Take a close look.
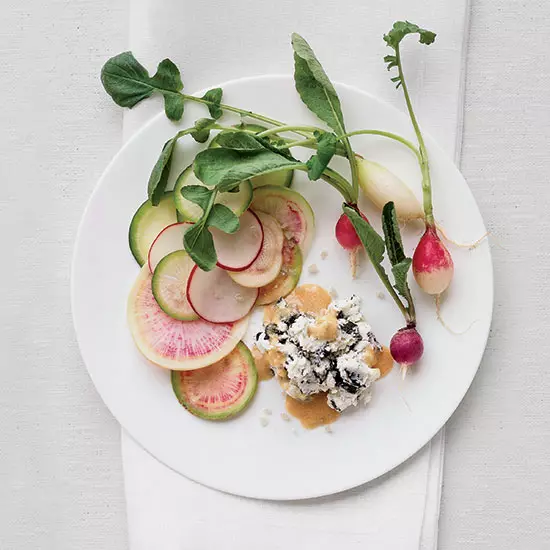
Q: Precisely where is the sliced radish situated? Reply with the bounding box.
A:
[256,239,303,306]
[148,222,191,272]
[151,250,198,321]
[187,265,258,323]
[171,342,258,420]
[251,185,315,255]
[228,211,284,288]
[211,210,263,272]
[128,266,248,371]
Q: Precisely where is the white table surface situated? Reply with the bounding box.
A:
[1,0,549,548]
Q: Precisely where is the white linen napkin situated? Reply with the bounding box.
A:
[121,1,470,548]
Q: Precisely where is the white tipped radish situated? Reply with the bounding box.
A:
[335,208,368,277]
[412,226,454,295]
[187,265,258,323]
[148,222,192,272]
[228,211,284,288]
[211,210,264,272]
[357,159,423,221]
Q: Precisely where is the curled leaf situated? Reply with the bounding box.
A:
[191,118,217,143]
[148,136,178,205]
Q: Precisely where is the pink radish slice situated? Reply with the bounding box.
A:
[211,210,264,272]
[187,265,258,323]
[148,222,191,272]
[228,211,284,288]
[128,266,248,371]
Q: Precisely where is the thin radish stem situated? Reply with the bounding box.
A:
[256,125,322,138]
[339,129,420,159]
[395,45,434,226]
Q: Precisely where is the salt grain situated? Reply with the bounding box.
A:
[320,250,328,260]
[376,292,385,300]
[329,287,338,298]
[280,412,291,422]
[324,425,333,434]
[260,417,269,427]
[308,264,319,274]
[262,408,272,416]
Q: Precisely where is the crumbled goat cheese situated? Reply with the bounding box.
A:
[256,295,381,412]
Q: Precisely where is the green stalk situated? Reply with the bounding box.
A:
[182,94,313,139]
[339,129,420,160]
[394,46,434,225]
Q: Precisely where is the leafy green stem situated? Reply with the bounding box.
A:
[339,129,420,159]
[255,125,322,138]
[181,94,313,138]
[393,45,433,225]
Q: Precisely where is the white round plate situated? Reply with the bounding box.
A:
[72,75,492,500]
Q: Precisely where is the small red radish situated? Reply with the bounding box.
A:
[390,325,424,376]
[336,208,368,277]
[412,225,454,295]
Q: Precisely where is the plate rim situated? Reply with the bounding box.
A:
[71,74,494,500]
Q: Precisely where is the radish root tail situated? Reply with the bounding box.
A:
[400,365,408,380]
[435,294,478,335]
[350,248,358,279]
[436,223,489,250]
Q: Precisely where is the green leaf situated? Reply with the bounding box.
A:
[207,204,240,234]
[383,21,436,50]
[213,131,266,151]
[201,88,223,119]
[343,205,386,265]
[191,118,217,143]
[382,202,406,265]
[180,185,213,211]
[101,52,184,120]
[194,148,302,192]
[184,224,217,271]
[306,131,337,180]
[291,34,347,136]
[148,136,178,205]
[392,258,413,302]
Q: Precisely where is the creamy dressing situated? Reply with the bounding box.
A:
[254,284,386,429]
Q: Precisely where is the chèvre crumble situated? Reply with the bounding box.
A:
[255,293,382,412]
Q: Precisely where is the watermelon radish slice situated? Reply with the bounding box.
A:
[251,186,315,255]
[152,250,198,321]
[211,210,264,272]
[171,341,258,420]
[187,265,258,323]
[128,266,248,371]
[148,222,191,273]
[129,192,178,266]
[228,211,284,288]
[256,239,303,306]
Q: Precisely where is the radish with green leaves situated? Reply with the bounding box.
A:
[345,202,423,373]
[383,22,454,296]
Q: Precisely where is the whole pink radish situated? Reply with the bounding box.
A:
[384,22,455,297]
[413,226,454,295]
[335,209,369,277]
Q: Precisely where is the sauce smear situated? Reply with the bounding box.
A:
[285,393,340,429]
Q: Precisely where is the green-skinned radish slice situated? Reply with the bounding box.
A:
[228,212,284,288]
[174,164,253,223]
[212,210,264,272]
[151,250,198,321]
[129,193,178,266]
[256,239,303,306]
[128,266,248,371]
[171,341,258,420]
[148,222,191,272]
[187,265,258,323]
[251,186,315,255]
